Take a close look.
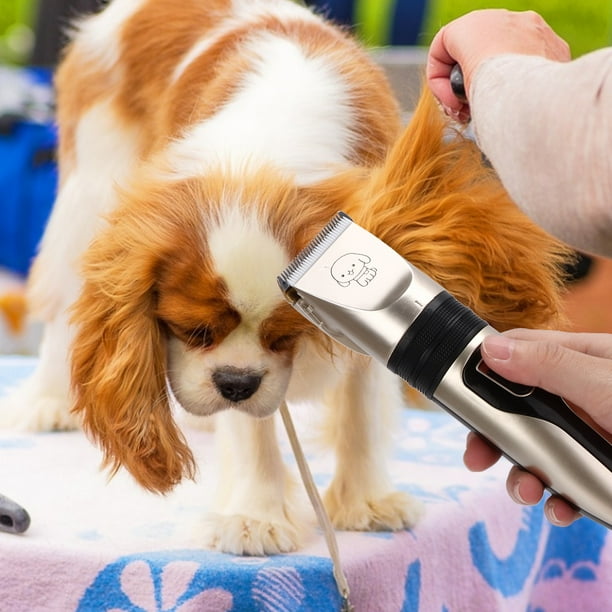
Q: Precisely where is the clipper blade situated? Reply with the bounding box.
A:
[278,211,352,294]
[277,210,425,359]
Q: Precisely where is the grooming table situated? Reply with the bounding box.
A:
[0,357,610,611]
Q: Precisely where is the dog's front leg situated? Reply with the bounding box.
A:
[323,357,423,531]
[203,410,311,555]
[0,309,80,431]
[0,179,85,431]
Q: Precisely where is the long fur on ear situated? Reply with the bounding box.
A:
[313,89,571,331]
[70,193,196,494]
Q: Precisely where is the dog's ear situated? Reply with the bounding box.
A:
[70,198,196,494]
[352,88,572,331]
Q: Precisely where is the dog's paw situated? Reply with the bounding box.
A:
[323,488,424,531]
[202,513,304,555]
[0,388,80,432]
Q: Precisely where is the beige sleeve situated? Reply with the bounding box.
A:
[469,49,612,257]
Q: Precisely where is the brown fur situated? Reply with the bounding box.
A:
[311,90,570,332]
[69,180,198,491]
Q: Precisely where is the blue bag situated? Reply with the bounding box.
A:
[0,66,57,277]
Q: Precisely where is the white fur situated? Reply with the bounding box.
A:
[207,205,288,316]
[169,33,353,185]
[77,0,146,70]
[43,101,142,286]
[204,410,311,555]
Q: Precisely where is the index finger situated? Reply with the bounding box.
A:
[426,27,467,114]
[427,26,456,79]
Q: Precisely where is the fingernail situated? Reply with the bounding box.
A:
[457,108,471,123]
[545,500,562,525]
[512,481,527,505]
[482,335,514,361]
[441,104,461,120]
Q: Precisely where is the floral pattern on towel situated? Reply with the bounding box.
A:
[78,551,341,612]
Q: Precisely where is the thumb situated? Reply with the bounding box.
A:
[481,334,612,432]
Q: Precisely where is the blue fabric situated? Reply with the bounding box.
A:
[391,0,427,46]
[307,0,427,45]
[309,0,354,26]
[78,550,342,611]
[0,68,57,276]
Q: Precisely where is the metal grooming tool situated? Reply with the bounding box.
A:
[278,212,612,528]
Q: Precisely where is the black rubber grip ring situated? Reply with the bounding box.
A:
[388,291,487,397]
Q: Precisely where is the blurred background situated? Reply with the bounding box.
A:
[1,0,611,64]
[425,0,612,57]
[0,0,611,353]
[0,0,33,66]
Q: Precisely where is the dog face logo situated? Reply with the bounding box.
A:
[330,253,377,287]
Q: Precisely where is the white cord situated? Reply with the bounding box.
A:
[279,401,353,612]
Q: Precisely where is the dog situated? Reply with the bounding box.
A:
[1,0,569,555]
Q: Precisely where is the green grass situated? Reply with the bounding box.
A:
[0,0,35,63]
[421,0,612,57]
[0,0,32,30]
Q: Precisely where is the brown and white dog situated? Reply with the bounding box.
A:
[1,0,569,554]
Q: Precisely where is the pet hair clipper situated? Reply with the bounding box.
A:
[278,212,612,528]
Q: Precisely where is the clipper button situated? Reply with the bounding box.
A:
[476,359,534,398]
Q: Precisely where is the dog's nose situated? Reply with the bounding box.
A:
[212,367,262,403]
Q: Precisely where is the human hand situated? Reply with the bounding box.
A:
[426,9,570,121]
[464,328,612,526]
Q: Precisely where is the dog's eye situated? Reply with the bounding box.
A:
[269,333,299,353]
[166,322,214,349]
[183,327,214,348]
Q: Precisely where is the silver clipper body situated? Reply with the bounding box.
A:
[278,212,612,528]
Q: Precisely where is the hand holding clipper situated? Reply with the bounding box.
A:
[278,212,612,528]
